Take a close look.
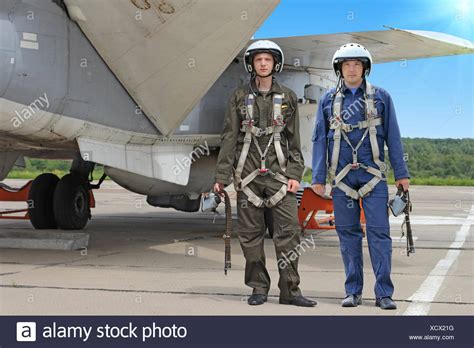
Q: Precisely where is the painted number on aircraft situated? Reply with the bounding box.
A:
[131,0,151,10]
[131,0,175,14]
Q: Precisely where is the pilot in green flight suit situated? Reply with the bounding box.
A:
[214,40,316,307]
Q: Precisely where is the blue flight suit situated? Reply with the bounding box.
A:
[311,80,409,299]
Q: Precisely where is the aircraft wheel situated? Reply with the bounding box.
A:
[28,173,60,229]
[53,173,90,230]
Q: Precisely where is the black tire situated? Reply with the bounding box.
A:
[264,208,274,239]
[53,174,90,230]
[28,173,60,229]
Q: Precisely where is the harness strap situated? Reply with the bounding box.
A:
[341,127,369,164]
[329,93,343,180]
[329,81,387,199]
[366,82,387,172]
[334,163,384,186]
[234,131,252,186]
[358,176,381,197]
[336,182,360,200]
[240,123,286,137]
[274,132,287,172]
[241,172,288,208]
[233,92,290,208]
[329,118,382,131]
[368,123,387,172]
[252,133,275,174]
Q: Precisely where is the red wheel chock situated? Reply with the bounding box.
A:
[0,181,33,220]
[298,187,366,233]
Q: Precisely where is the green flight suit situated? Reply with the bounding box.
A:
[215,78,305,299]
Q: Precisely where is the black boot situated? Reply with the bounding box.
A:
[376,297,397,310]
[341,294,362,307]
[248,294,267,305]
[279,295,317,307]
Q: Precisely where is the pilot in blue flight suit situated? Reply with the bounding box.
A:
[311,43,410,310]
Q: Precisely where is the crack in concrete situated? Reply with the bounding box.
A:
[0,284,472,306]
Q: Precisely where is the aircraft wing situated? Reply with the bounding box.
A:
[267,27,474,70]
[63,0,280,136]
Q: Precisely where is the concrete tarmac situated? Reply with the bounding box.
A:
[0,180,472,316]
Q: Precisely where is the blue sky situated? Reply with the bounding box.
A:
[255,0,473,139]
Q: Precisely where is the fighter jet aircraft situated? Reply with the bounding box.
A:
[0,0,472,230]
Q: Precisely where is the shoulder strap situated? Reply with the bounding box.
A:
[365,82,377,119]
[245,94,254,120]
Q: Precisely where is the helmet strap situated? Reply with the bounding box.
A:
[255,71,274,78]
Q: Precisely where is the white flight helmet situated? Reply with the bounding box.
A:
[244,40,284,74]
[332,43,373,77]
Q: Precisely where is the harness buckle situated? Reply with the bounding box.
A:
[368,109,377,118]
[345,124,354,132]
[259,168,270,175]
[255,128,266,137]
[351,163,360,170]
[330,117,341,129]
[273,119,284,126]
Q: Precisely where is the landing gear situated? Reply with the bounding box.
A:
[53,174,91,230]
[28,173,92,230]
[1,155,104,231]
[28,173,60,229]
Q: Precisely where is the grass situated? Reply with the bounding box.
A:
[8,169,473,187]
[7,169,108,181]
[402,177,474,186]
[302,172,473,186]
